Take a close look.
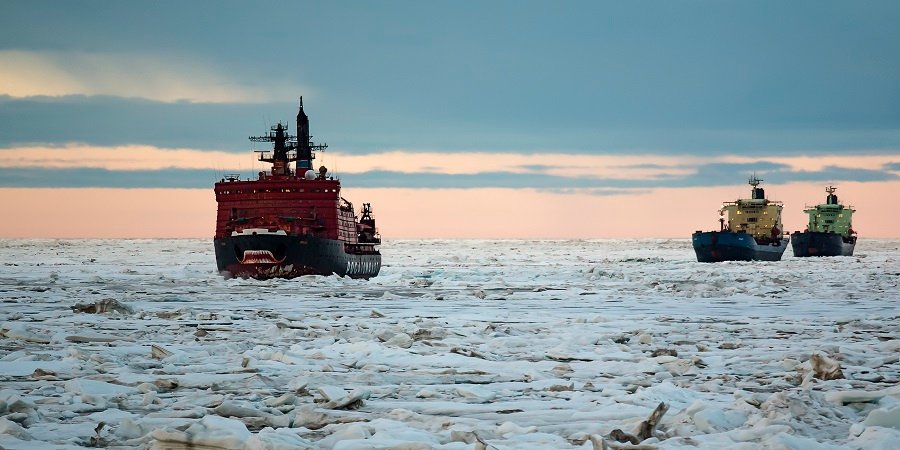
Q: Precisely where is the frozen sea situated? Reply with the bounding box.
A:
[0,238,898,449]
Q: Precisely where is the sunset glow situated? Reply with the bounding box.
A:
[3,181,897,239]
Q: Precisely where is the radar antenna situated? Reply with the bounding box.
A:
[748,174,762,187]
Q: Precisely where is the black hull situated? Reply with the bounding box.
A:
[214,234,380,279]
[692,231,788,262]
[791,232,856,257]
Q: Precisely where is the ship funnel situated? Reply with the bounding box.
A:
[752,187,765,200]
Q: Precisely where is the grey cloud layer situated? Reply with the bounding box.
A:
[3,96,900,155]
[1,163,894,190]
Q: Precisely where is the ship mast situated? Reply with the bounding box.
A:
[749,174,765,200]
[295,96,328,174]
[825,185,838,205]
[249,122,297,177]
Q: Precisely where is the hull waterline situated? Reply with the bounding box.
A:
[791,232,856,257]
[214,234,380,279]
[692,231,789,262]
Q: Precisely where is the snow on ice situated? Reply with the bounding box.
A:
[0,238,898,449]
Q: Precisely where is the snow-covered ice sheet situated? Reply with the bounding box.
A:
[0,238,897,449]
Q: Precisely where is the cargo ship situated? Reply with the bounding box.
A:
[791,186,856,257]
[692,176,789,262]
[213,98,381,279]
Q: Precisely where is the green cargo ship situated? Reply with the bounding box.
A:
[791,186,857,257]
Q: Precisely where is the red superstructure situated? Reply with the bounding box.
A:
[214,169,363,244]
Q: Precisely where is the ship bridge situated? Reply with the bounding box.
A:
[719,176,784,242]
[803,186,855,236]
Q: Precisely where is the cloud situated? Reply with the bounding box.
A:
[4,95,900,154]
[763,166,898,184]
[2,145,899,195]
[1,162,894,190]
[3,146,897,186]
[537,188,654,196]
[0,145,264,171]
[0,50,306,103]
[323,152,700,179]
[0,95,278,150]
[0,168,218,188]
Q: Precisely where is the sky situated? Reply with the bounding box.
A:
[1,0,898,238]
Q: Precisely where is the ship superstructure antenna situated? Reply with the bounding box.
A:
[748,173,762,188]
[249,121,298,177]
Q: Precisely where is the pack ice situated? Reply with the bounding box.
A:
[0,238,898,449]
